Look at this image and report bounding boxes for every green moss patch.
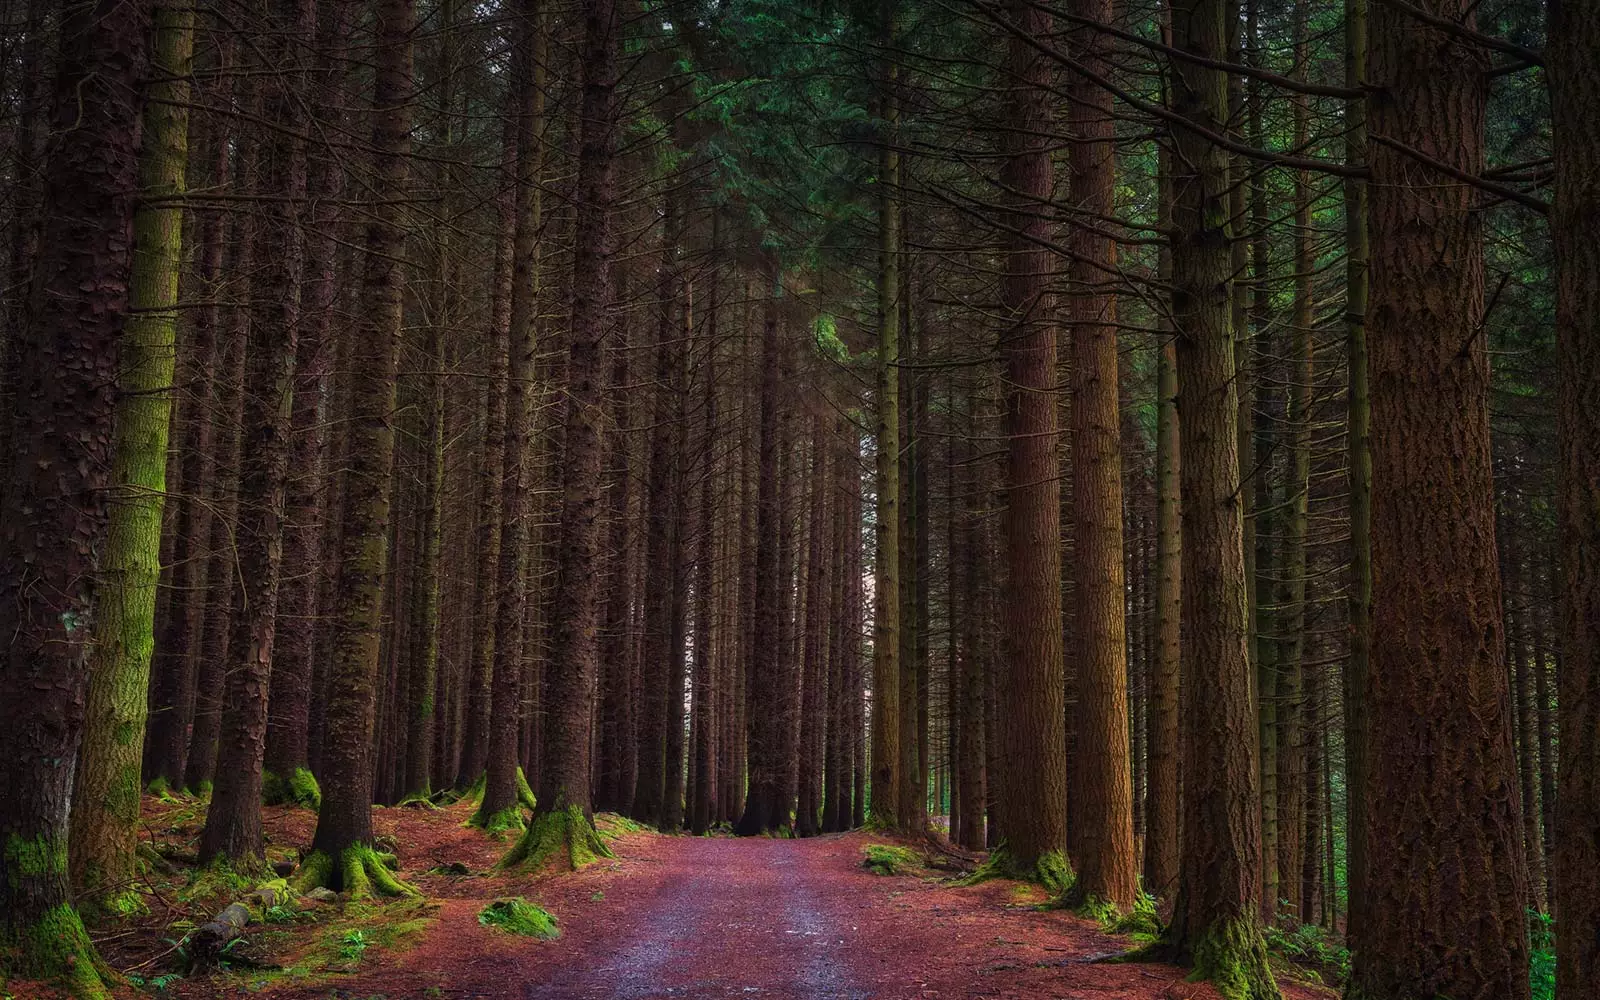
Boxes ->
[500,804,612,871]
[261,768,321,810]
[960,846,1073,894]
[478,898,560,940]
[861,844,922,876]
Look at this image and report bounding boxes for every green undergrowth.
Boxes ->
[1057,885,1162,940]
[501,804,612,871]
[478,898,560,940]
[1264,919,1349,987]
[595,812,648,841]
[261,768,321,810]
[861,844,922,876]
[274,896,437,981]
[960,845,1073,894]
[1529,908,1554,1000]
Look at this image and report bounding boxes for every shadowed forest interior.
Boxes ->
[0,0,1597,998]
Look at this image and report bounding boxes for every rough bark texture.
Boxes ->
[522,0,620,865]
[70,0,191,911]
[1162,0,1276,995]
[993,0,1069,885]
[202,0,311,867]
[1065,0,1137,914]
[0,0,150,991]
[1350,1,1531,996]
[1548,2,1600,995]
[305,0,414,876]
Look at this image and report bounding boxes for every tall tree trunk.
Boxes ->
[508,0,620,870]
[993,0,1069,888]
[1341,0,1372,946]
[870,0,903,830]
[1065,0,1137,913]
[1143,141,1181,907]
[477,0,546,831]
[0,0,150,990]
[202,0,312,867]
[1548,2,1600,994]
[295,0,419,899]
[1350,1,1530,995]
[1160,0,1276,993]
[69,0,192,913]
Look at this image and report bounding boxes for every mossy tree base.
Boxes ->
[467,768,537,834]
[261,768,321,810]
[500,805,611,872]
[0,903,113,1000]
[291,844,418,901]
[1123,917,1280,1000]
[960,846,1073,895]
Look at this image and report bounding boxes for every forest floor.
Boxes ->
[25,796,1338,1000]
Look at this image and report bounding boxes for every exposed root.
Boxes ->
[0,903,112,999]
[291,844,418,901]
[466,768,538,834]
[1118,916,1279,1000]
[959,845,1073,894]
[500,804,612,872]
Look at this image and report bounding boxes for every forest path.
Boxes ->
[236,803,1329,1000]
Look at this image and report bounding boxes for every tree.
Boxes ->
[991,0,1069,889]
[1547,1,1600,994]
[505,0,621,870]
[1064,0,1138,914]
[1157,0,1278,994]
[69,0,192,913]
[294,0,420,898]
[1349,0,1531,996]
[0,0,152,991]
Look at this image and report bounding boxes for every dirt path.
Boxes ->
[234,811,1329,1000]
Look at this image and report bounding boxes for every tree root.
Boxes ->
[291,844,418,901]
[466,768,538,834]
[1119,917,1279,1000]
[500,804,612,872]
[959,845,1073,894]
[0,903,112,1000]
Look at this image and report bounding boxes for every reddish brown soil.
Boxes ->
[96,797,1330,1000]
[29,798,1332,1000]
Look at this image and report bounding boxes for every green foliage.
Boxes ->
[1529,908,1554,1000]
[478,898,560,940]
[861,844,921,876]
[337,928,370,962]
[1264,920,1349,985]
[127,971,182,992]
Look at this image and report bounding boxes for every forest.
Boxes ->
[0,0,1595,997]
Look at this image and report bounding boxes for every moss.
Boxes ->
[292,845,418,901]
[478,898,560,939]
[467,805,526,837]
[3,833,68,879]
[500,804,612,871]
[261,767,321,810]
[961,845,1073,894]
[1185,916,1279,1000]
[1105,892,1163,940]
[595,812,648,840]
[861,844,921,876]
[0,903,111,999]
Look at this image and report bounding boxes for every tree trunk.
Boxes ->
[509,0,620,870]
[70,0,192,912]
[0,0,150,990]
[1548,2,1600,994]
[297,0,419,899]
[1351,1,1531,995]
[993,0,1069,887]
[1065,0,1136,913]
[1161,0,1276,993]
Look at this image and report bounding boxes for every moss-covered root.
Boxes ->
[0,903,112,1000]
[960,845,1074,894]
[516,767,537,811]
[1124,918,1279,1000]
[500,804,613,872]
[261,768,321,810]
[1187,918,1280,1000]
[291,845,419,901]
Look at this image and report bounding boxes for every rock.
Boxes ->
[302,887,339,905]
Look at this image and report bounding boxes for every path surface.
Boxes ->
[238,808,1327,1000]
